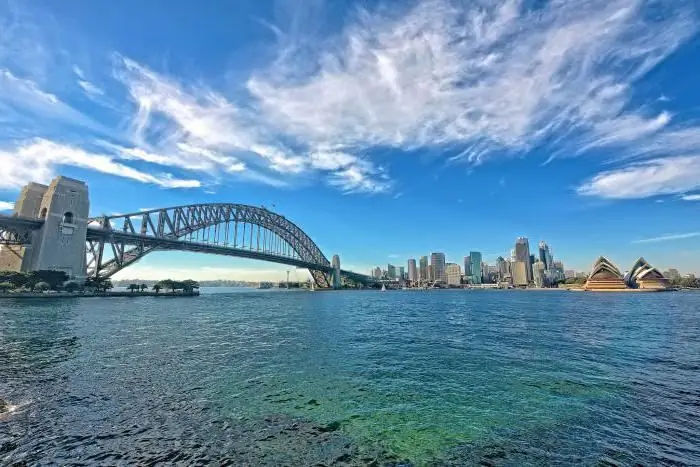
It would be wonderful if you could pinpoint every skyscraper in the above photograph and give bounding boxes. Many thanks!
[515,237,532,283]
[496,256,508,281]
[533,260,546,288]
[464,256,471,280]
[387,264,396,280]
[538,241,553,271]
[430,252,446,283]
[398,266,405,280]
[469,251,482,284]
[408,259,418,282]
[373,267,382,279]
[419,256,429,282]
[445,263,462,287]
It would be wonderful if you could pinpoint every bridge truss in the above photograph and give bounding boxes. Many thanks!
[85,204,335,287]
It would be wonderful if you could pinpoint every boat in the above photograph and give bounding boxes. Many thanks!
[381,284,386,292]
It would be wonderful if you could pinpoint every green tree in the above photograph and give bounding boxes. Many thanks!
[34,282,50,292]
[0,281,13,293]
[0,271,28,289]
[128,283,139,293]
[63,281,80,293]
[101,279,114,293]
[157,279,176,293]
[181,279,200,293]
[140,283,149,292]
[152,283,162,294]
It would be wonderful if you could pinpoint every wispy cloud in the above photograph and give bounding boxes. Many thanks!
[681,194,700,201]
[0,201,14,211]
[632,232,700,244]
[577,156,700,199]
[0,139,200,190]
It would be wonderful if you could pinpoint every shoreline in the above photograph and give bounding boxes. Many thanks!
[0,290,200,299]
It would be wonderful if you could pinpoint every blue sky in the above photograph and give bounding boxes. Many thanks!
[1,0,700,280]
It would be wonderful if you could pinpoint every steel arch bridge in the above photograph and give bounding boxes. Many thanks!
[0,204,374,288]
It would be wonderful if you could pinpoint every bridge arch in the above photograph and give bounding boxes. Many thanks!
[85,203,333,287]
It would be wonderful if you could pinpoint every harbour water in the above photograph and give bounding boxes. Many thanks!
[1,289,699,465]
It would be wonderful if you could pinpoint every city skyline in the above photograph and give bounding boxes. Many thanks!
[1,0,700,280]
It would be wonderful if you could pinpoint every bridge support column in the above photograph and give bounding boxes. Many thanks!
[331,254,341,289]
[15,177,89,280]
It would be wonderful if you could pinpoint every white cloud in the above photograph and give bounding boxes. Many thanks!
[78,79,104,97]
[0,201,14,211]
[248,0,696,165]
[112,264,300,281]
[577,156,700,199]
[0,139,200,189]
[681,194,700,201]
[632,232,700,244]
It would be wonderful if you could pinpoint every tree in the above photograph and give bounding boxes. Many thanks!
[152,283,162,294]
[27,270,69,290]
[0,271,28,289]
[101,279,114,293]
[181,279,200,293]
[63,281,80,293]
[157,279,176,293]
[140,283,149,292]
[34,282,50,292]
[128,283,139,293]
[0,282,13,293]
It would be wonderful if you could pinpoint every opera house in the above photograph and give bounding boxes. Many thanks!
[583,256,672,292]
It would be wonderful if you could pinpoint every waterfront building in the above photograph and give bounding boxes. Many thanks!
[419,256,429,282]
[431,252,446,284]
[512,261,529,287]
[446,263,462,287]
[515,238,532,283]
[427,265,434,281]
[469,251,482,284]
[398,266,405,281]
[373,267,382,279]
[387,264,397,280]
[584,257,628,290]
[408,259,417,282]
[464,256,471,280]
[533,260,546,288]
[624,258,671,290]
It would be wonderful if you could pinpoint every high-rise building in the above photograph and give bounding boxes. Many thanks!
[398,266,405,280]
[419,256,428,282]
[464,256,471,280]
[387,264,396,280]
[373,267,382,279]
[445,263,462,287]
[430,252,446,283]
[538,241,553,271]
[427,265,434,281]
[515,237,532,283]
[469,251,482,284]
[533,260,546,287]
[496,256,508,280]
[408,259,418,282]
[512,261,528,287]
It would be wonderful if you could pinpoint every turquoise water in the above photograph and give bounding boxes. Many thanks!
[1,289,699,465]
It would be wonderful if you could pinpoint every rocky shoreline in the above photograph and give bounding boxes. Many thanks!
[0,290,200,299]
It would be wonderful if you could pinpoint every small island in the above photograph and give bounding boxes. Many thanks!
[0,270,200,298]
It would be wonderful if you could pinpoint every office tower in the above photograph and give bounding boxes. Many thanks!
[408,259,417,282]
[373,267,382,279]
[387,264,396,280]
[496,256,508,280]
[445,263,462,287]
[515,237,532,283]
[512,261,528,286]
[538,241,553,271]
[419,256,428,281]
[533,261,546,287]
[427,265,434,281]
[464,256,471,280]
[398,266,405,280]
[430,252,446,283]
[469,251,482,284]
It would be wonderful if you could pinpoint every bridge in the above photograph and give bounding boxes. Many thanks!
[0,177,375,288]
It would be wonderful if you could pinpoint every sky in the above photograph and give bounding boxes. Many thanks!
[1,0,700,280]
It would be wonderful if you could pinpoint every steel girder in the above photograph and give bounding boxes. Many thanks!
[85,204,333,287]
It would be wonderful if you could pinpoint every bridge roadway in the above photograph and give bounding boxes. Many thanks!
[0,214,371,284]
